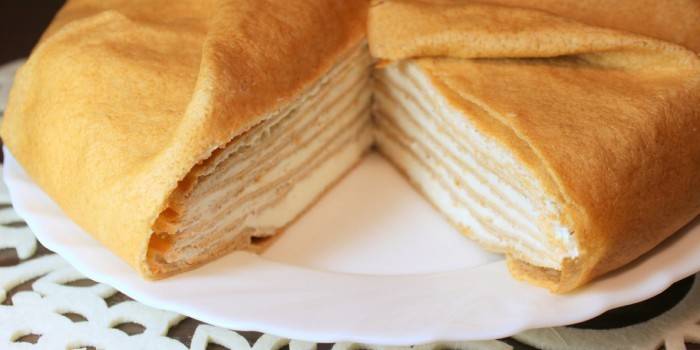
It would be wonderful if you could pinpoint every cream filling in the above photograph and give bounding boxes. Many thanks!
[248,126,373,229]
[374,89,542,235]
[173,121,372,262]
[373,61,578,269]
[181,67,371,229]
[376,123,562,268]
[184,102,371,241]
[155,45,374,266]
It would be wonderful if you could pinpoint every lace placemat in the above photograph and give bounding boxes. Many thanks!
[1,60,699,350]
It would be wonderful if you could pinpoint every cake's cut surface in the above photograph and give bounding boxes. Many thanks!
[374,61,577,271]
[148,45,373,276]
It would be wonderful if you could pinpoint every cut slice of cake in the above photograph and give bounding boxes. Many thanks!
[369,0,700,292]
[1,0,371,278]
[148,44,373,276]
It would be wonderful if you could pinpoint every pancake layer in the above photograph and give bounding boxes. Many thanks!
[147,45,373,275]
[373,61,578,270]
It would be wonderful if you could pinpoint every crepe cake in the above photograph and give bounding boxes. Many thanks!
[369,0,700,291]
[1,0,372,278]
[4,0,700,292]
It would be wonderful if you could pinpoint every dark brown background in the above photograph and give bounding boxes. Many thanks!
[0,0,66,63]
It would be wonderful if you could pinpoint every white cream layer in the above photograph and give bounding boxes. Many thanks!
[158,45,374,265]
[373,61,578,269]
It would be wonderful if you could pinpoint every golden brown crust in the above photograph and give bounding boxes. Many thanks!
[461,0,700,53]
[369,0,700,292]
[1,0,368,277]
[369,0,699,68]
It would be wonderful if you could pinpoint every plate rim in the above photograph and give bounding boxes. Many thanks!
[3,146,700,345]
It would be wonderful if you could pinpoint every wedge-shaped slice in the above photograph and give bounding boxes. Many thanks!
[369,0,700,292]
[149,45,374,275]
[374,61,578,272]
[1,0,371,278]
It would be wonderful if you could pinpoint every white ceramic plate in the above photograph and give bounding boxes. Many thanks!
[4,147,700,345]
